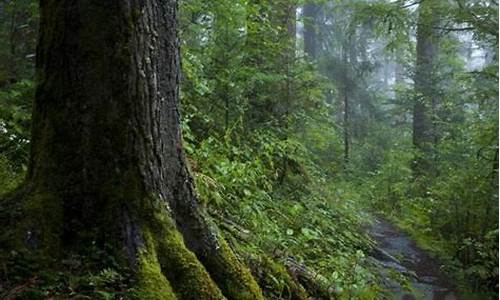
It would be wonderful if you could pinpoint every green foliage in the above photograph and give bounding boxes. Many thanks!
[0,1,37,169]
[336,1,498,297]
[0,249,135,300]
[0,155,23,196]
[0,79,34,169]
[0,0,497,299]
[351,35,499,297]
[183,126,386,298]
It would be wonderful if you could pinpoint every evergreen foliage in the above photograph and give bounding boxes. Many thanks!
[0,0,497,299]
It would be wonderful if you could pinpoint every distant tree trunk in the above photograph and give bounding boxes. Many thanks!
[275,0,296,120]
[286,3,297,45]
[277,1,296,181]
[343,85,350,166]
[395,58,405,86]
[243,0,295,129]
[303,2,318,59]
[3,1,263,299]
[482,147,499,235]
[383,56,390,90]
[284,2,296,124]
[483,43,497,66]
[341,41,350,166]
[412,1,440,178]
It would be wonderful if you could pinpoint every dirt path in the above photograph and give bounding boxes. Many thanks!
[367,218,458,300]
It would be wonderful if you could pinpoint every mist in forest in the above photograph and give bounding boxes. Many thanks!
[0,1,498,299]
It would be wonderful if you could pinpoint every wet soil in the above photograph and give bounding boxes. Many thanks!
[367,218,458,300]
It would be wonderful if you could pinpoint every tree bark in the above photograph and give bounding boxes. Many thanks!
[3,1,263,299]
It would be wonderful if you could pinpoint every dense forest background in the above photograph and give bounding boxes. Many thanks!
[0,0,498,299]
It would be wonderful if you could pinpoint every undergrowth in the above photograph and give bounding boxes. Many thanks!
[187,129,388,299]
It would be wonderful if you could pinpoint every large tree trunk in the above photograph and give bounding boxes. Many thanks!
[3,1,263,299]
[412,1,440,178]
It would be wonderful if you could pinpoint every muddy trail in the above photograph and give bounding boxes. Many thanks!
[367,218,458,300]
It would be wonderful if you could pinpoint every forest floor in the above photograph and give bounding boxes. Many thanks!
[367,218,458,300]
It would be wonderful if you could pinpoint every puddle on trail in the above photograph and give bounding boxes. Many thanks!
[367,219,458,300]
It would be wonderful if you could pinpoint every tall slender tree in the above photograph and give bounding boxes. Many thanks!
[2,1,263,299]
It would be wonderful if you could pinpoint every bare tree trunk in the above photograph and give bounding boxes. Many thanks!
[3,1,263,299]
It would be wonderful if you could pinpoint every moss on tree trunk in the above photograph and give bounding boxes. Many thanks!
[1,1,263,299]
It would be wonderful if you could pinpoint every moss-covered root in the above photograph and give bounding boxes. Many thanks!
[204,240,265,300]
[134,249,178,300]
[138,213,225,300]
[249,255,309,300]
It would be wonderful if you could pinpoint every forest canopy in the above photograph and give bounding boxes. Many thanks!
[0,0,498,299]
